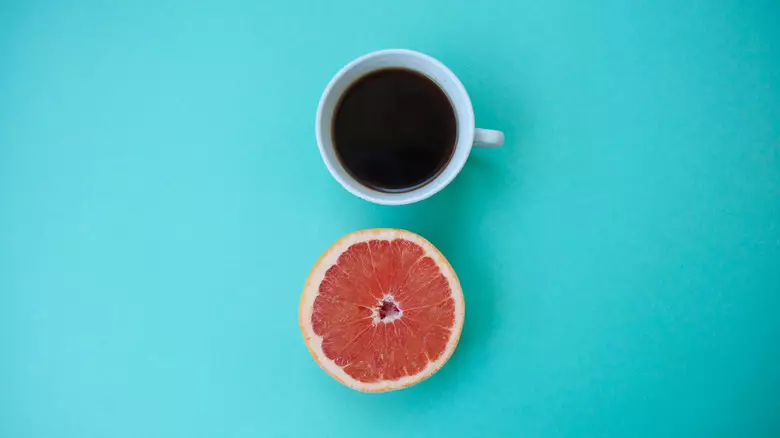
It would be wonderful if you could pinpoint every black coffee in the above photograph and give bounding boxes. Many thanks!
[332,68,457,192]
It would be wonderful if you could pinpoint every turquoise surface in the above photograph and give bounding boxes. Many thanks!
[2,0,779,436]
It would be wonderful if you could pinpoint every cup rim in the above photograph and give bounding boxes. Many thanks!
[315,49,475,206]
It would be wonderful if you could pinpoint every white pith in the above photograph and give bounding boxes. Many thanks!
[300,229,465,392]
[371,295,403,324]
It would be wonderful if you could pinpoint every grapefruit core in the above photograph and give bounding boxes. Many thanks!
[299,229,465,392]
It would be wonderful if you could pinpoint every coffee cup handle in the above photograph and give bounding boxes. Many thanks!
[474,128,504,148]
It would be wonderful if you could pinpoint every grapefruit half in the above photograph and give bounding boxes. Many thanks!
[299,228,464,392]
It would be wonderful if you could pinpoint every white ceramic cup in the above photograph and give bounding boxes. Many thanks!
[316,49,504,205]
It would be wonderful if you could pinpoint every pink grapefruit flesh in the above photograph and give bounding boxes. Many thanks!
[299,229,465,392]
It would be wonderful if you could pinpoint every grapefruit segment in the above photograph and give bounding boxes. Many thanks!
[300,229,464,392]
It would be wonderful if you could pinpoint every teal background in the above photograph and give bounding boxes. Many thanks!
[1,0,779,436]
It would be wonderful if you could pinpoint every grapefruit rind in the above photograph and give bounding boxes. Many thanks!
[299,228,464,393]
